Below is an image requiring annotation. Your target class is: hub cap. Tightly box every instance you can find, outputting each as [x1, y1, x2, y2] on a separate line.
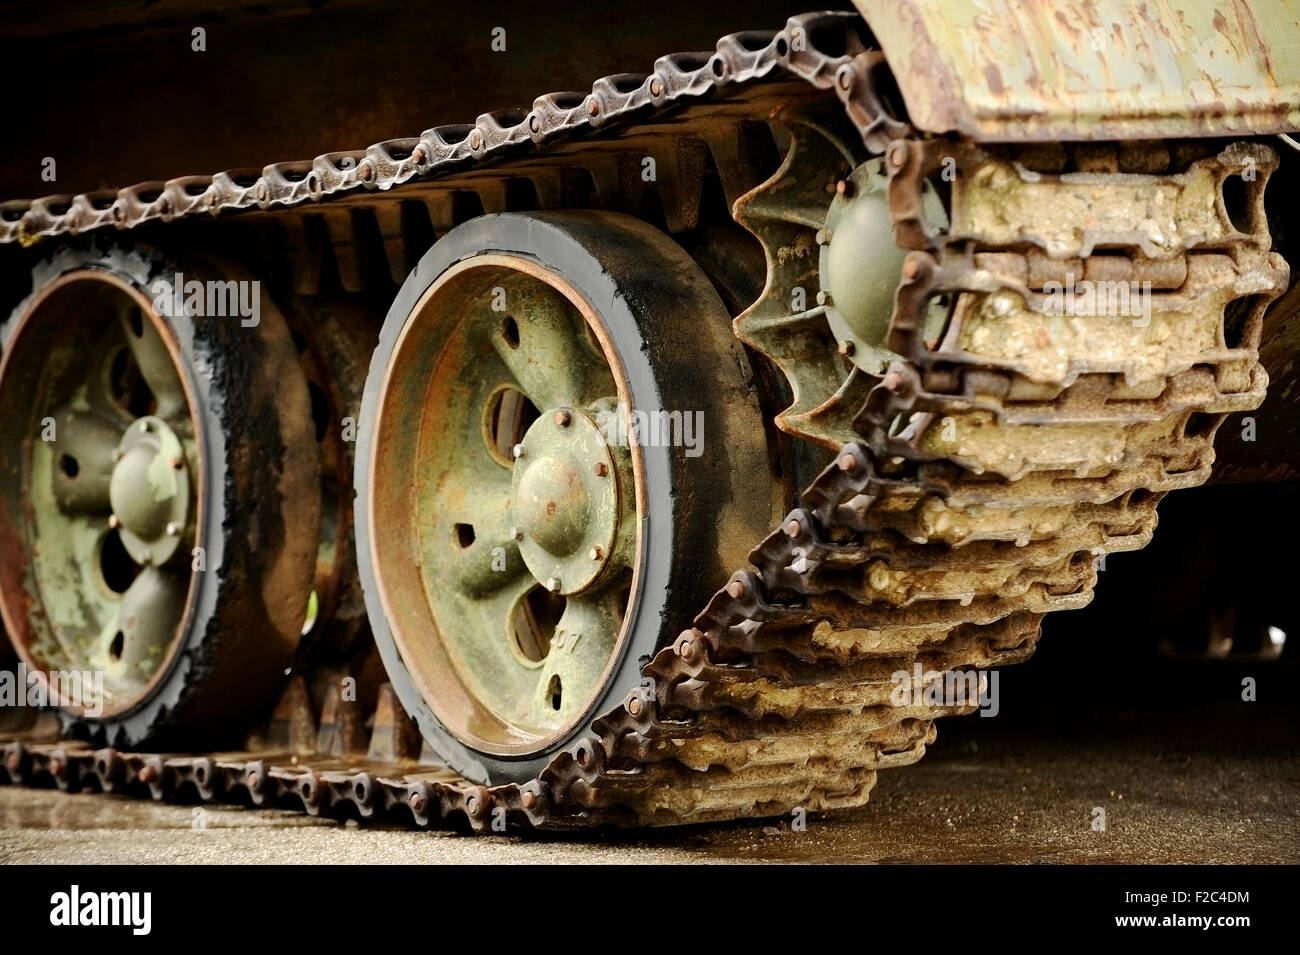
[512, 404, 630, 596]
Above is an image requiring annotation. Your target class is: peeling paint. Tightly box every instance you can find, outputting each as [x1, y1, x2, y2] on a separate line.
[856, 0, 1300, 140]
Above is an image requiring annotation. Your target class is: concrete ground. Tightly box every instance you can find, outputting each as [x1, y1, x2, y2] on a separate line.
[2, 690, 1294, 864]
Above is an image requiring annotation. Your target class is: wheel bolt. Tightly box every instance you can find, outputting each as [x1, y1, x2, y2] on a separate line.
[408, 791, 426, 814]
[166, 522, 179, 537]
[839, 452, 859, 473]
[589, 545, 603, 561]
[726, 579, 747, 600]
[593, 462, 607, 477]
[650, 78, 663, 96]
[786, 518, 802, 538]
[170, 455, 183, 470]
[838, 340, 856, 357]
[509, 526, 524, 542]
[108, 515, 119, 530]
[49, 758, 63, 776]
[138, 764, 157, 784]
[628, 697, 643, 717]
[545, 577, 562, 593]
[521, 790, 537, 810]
[512, 443, 526, 460]
[411, 145, 426, 165]
[554, 410, 570, 427]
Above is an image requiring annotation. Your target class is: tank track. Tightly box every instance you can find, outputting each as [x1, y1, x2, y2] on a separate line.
[0, 11, 1289, 832]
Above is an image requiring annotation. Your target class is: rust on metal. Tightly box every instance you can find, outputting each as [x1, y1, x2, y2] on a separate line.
[855, 0, 1300, 141]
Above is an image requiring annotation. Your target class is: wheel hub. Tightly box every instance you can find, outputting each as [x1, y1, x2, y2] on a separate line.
[819, 157, 950, 374]
[512, 407, 621, 595]
[109, 415, 189, 566]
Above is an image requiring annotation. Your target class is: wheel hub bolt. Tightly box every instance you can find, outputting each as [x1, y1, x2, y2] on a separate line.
[545, 577, 562, 593]
[521, 790, 537, 810]
[593, 462, 607, 477]
[589, 545, 602, 561]
[554, 410, 571, 427]
[408, 792, 426, 814]
[512, 443, 526, 460]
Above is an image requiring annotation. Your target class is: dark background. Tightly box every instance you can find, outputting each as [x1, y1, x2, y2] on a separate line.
[0, 0, 812, 198]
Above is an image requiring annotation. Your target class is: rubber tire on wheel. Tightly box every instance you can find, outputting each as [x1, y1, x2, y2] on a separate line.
[0, 240, 320, 749]
[356, 210, 778, 784]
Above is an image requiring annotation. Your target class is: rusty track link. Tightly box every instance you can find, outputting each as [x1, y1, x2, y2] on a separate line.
[1, 11, 1290, 832]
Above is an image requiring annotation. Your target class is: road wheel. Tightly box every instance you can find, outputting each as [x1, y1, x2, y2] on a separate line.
[356, 211, 781, 783]
[0, 242, 319, 747]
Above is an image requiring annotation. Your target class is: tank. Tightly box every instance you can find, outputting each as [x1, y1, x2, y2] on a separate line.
[0, 0, 1297, 831]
